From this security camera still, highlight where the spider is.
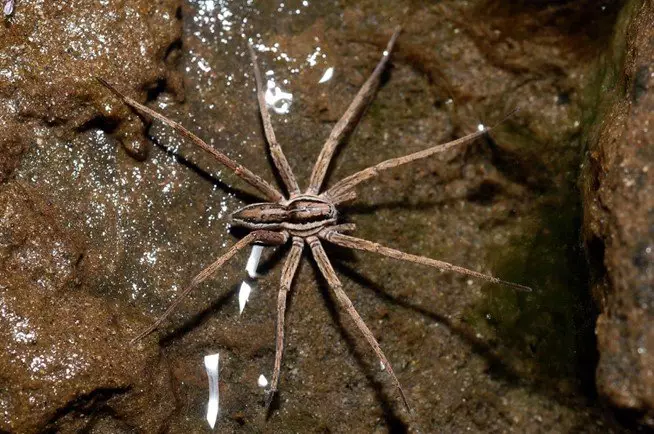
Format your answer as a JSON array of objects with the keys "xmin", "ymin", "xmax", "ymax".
[{"xmin": 97, "ymin": 27, "xmax": 530, "ymax": 412}]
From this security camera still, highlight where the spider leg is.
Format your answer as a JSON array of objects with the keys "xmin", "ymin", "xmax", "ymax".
[
  {"xmin": 319, "ymin": 229, "xmax": 532, "ymax": 292},
  {"xmin": 306, "ymin": 27, "xmax": 401, "ymax": 194},
  {"xmin": 131, "ymin": 230, "xmax": 289, "ymax": 344},
  {"xmin": 327, "ymin": 223, "xmax": 357, "ymax": 233},
  {"xmin": 265, "ymin": 237, "xmax": 304, "ymax": 410},
  {"xmin": 247, "ymin": 44, "xmax": 301, "ymax": 197},
  {"xmin": 322, "ymin": 129, "xmax": 489, "ymax": 204},
  {"xmin": 96, "ymin": 78, "xmax": 284, "ymax": 203},
  {"xmin": 307, "ymin": 236, "xmax": 411, "ymax": 411}
]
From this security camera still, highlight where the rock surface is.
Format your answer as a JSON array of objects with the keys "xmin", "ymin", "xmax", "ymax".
[
  {"xmin": 0, "ymin": 182, "xmax": 176, "ymax": 433},
  {"xmin": 0, "ymin": 0, "xmax": 182, "ymax": 168},
  {"xmin": 0, "ymin": 0, "xmax": 644, "ymax": 432},
  {"xmin": 1, "ymin": 0, "xmax": 182, "ymax": 432},
  {"xmin": 582, "ymin": 0, "xmax": 654, "ymax": 427}
]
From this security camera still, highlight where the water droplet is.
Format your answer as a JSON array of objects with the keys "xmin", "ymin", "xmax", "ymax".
[
  {"xmin": 318, "ymin": 67, "xmax": 334, "ymax": 83},
  {"xmin": 204, "ymin": 353, "xmax": 220, "ymax": 428},
  {"xmin": 245, "ymin": 245, "xmax": 263, "ymax": 279},
  {"xmin": 238, "ymin": 281, "xmax": 251, "ymax": 314}
]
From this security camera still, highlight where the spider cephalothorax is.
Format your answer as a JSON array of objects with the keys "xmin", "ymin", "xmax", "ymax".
[{"xmin": 98, "ymin": 27, "xmax": 530, "ymax": 412}]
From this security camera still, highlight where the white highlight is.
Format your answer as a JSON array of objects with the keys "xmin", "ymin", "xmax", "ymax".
[
  {"xmin": 380, "ymin": 361, "xmax": 386, "ymax": 371},
  {"xmin": 197, "ymin": 58, "xmax": 212, "ymax": 73},
  {"xmin": 3, "ymin": 0, "xmax": 14, "ymax": 16},
  {"xmin": 477, "ymin": 123, "xmax": 486, "ymax": 132},
  {"xmin": 258, "ymin": 374, "xmax": 269, "ymax": 387},
  {"xmin": 245, "ymin": 245, "xmax": 264, "ymax": 278},
  {"xmin": 318, "ymin": 67, "xmax": 334, "ymax": 83},
  {"xmin": 265, "ymin": 79, "xmax": 293, "ymax": 114},
  {"xmin": 238, "ymin": 281, "xmax": 251, "ymax": 315},
  {"xmin": 204, "ymin": 353, "xmax": 220, "ymax": 429}
]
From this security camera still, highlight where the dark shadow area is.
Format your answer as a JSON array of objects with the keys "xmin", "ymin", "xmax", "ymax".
[
  {"xmin": 43, "ymin": 387, "xmax": 131, "ymax": 434},
  {"xmin": 76, "ymin": 114, "xmax": 120, "ymax": 135},
  {"xmin": 148, "ymin": 133, "xmax": 267, "ymax": 205},
  {"xmin": 255, "ymin": 242, "xmax": 291, "ymax": 276},
  {"xmin": 476, "ymin": 194, "xmax": 601, "ymax": 401},
  {"xmin": 474, "ymin": 0, "xmax": 625, "ymax": 55},
  {"xmin": 331, "ymin": 257, "xmax": 523, "ymax": 386},
  {"xmin": 480, "ymin": 131, "xmax": 552, "ymax": 193},
  {"xmin": 330, "ymin": 255, "xmax": 615, "ymax": 422},
  {"xmin": 341, "ymin": 197, "xmax": 459, "ymax": 215},
  {"xmin": 160, "ymin": 284, "xmax": 239, "ymax": 347}
]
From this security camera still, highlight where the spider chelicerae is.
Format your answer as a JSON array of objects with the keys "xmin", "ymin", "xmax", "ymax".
[{"xmin": 98, "ymin": 27, "xmax": 530, "ymax": 411}]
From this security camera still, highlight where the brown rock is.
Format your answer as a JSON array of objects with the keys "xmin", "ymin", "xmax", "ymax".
[
  {"xmin": 0, "ymin": 182, "xmax": 175, "ymax": 432},
  {"xmin": 582, "ymin": 0, "xmax": 654, "ymax": 426},
  {"xmin": 0, "ymin": 0, "xmax": 182, "ymax": 175}
]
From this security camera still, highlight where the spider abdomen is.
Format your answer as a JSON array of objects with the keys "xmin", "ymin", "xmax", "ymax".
[{"xmin": 231, "ymin": 195, "xmax": 337, "ymax": 237}]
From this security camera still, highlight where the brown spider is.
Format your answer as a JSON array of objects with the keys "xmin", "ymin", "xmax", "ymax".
[{"xmin": 97, "ymin": 28, "xmax": 530, "ymax": 412}]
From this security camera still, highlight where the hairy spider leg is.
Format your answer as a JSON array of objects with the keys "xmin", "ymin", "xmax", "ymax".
[
  {"xmin": 265, "ymin": 237, "xmax": 304, "ymax": 410},
  {"xmin": 323, "ymin": 109, "xmax": 521, "ymax": 204},
  {"xmin": 248, "ymin": 43, "xmax": 301, "ymax": 197},
  {"xmin": 320, "ymin": 230, "xmax": 532, "ymax": 292},
  {"xmin": 96, "ymin": 77, "xmax": 284, "ymax": 202},
  {"xmin": 323, "ymin": 128, "xmax": 491, "ymax": 204},
  {"xmin": 307, "ymin": 27, "xmax": 401, "ymax": 194},
  {"xmin": 308, "ymin": 236, "xmax": 411, "ymax": 411},
  {"xmin": 130, "ymin": 230, "xmax": 288, "ymax": 343}
]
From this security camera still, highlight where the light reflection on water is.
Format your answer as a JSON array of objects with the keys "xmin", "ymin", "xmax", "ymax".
[
  {"xmin": 318, "ymin": 66, "xmax": 334, "ymax": 83},
  {"xmin": 3, "ymin": 0, "xmax": 14, "ymax": 16},
  {"xmin": 0, "ymin": 294, "xmax": 37, "ymax": 345},
  {"xmin": 265, "ymin": 76, "xmax": 293, "ymax": 114},
  {"xmin": 16, "ymin": 121, "xmax": 237, "ymax": 308},
  {"xmin": 189, "ymin": 0, "xmax": 334, "ymax": 119}
]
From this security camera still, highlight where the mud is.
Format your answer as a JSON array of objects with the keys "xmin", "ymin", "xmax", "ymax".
[{"xmin": 0, "ymin": 0, "xmax": 642, "ymax": 432}]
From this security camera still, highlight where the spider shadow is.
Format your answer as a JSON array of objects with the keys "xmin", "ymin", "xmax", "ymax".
[
  {"xmin": 341, "ymin": 197, "xmax": 462, "ymax": 216},
  {"xmin": 148, "ymin": 133, "xmax": 267, "ymax": 205},
  {"xmin": 330, "ymin": 256, "xmax": 523, "ymax": 384},
  {"xmin": 158, "ymin": 283, "xmax": 239, "ymax": 348},
  {"xmin": 327, "ymin": 238, "xmax": 614, "ymax": 422},
  {"xmin": 307, "ymin": 253, "xmax": 408, "ymax": 433},
  {"xmin": 158, "ymin": 241, "xmax": 289, "ymax": 347},
  {"xmin": 84, "ymin": 104, "xmax": 265, "ymax": 206}
]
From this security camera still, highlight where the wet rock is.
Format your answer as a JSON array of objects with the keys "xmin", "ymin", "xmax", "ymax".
[
  {"xmin": 1, "ymin": 0, "xmax": 637, "ymax": 432},
  {"xmin": 0, "ymin": 125, "xmax": 28, "ymax": 183},
  {"xmin": 581, "ymin": 0, "xmax": 654, "ymax": 427},
  {"xmin": 0, "ymin": 0, "xmax": 182, "ymax": 173},
  {"xmin": 0, "ymin": 0, "xmax": 184, "ymax": 424},
  {"xmin": 0, "ymin": 182, "xmax": 175, "ymax": 432}
]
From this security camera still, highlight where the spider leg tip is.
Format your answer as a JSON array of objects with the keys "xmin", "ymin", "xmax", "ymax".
[
  {"xmin": 95, "ymin": 76, "xmax": 111, "ymax": 88},
  {"xmin": 263, "ymin": 388, "xmax": 278, "ymax": 416},
  {"xmin": 510, "ymin": 281, "xmax": 533, "ymax": 293}
]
